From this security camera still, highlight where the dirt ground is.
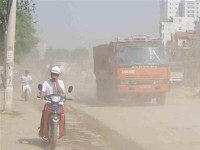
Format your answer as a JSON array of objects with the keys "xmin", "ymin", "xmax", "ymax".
[
  {"xmin": 71, "ymin": 87, "xmax": 200, "ymax": 150},
  {"xmin": 0, "ymin": 87, "xmax": 143, "ymax": 150},
  {"xmin": 1, "ymin": 86, "xmax": 200, "ymax": 150}
]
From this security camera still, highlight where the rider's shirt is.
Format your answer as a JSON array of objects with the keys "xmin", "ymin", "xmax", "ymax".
[
  {"xmin": 21, "ymin": 75, "xmax": 32, "ymax": 86},
  {"xmin": 42, "ymin": 80, "xmax": 65, "ymax": 105},
  {"xmin": 42, "ymin": 80, "xmax": 65, "ymax": 95}
]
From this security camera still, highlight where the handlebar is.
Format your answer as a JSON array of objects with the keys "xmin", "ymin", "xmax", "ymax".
[{"xmin": 37, "ymin": 94, "xmax": 72, "ymax": 101}]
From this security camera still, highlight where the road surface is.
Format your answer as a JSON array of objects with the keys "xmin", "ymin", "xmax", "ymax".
[
  {"xmin": 1, "ymin": 88, "xmax": 200, "ymax": 150},
  {"xmin": 0, "ymin": 90, "xmax": 142, "ymax": 150}
]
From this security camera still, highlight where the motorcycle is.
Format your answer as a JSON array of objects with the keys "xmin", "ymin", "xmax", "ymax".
[
  {"xmin": 38, "ymin": 84, "xmax": 73, "ymax": 150},
  {"xmin": 23, "ymin": 84, "xmax": 31, "ymax": 101}
]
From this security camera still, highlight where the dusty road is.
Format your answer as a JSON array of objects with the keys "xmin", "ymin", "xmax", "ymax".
[
  {"xmin": 1, "ymin": 88, "xmax": 200, "ymax": 150},
  {"xmin": 72, "ymin": 88, "xmax": 200, "ymax": 150},
  {"xmin": 0, "ymin": 89, "xmax": 142, "ymax": 150}
]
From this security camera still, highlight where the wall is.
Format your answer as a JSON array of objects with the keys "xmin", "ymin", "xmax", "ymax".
[{"xmin": 161, "ymin": 17, "xmax": 195, "ymax": 45}]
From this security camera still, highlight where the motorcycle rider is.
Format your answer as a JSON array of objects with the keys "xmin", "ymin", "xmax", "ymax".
[
  {"xmin": 38, "ymin": 66, "xmax": 65, "ymax": 140},
  {"xmin": 21, "ymin": 70, "xmax": 32, "ymax": 97}
]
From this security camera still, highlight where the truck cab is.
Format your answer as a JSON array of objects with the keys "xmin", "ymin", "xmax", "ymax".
[{"xmin": 93, "ymin": 36, "xmax": 170, "ymax": 105}]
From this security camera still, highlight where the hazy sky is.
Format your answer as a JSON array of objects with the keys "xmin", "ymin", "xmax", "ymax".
[{"xmin": 36, "ymin": 0, "xmax": 160, "ymax": 49}]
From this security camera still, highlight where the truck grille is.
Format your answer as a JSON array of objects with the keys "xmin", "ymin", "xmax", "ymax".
[
  {"xmin": 119, "ymin": 80, "xmax": 168, "ymax": 85},
  {"xmin": 124, "ymin": 74, "xmax": 164, "ymax": 79}
]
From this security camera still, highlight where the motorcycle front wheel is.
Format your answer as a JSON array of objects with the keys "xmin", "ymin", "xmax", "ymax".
[{"xmin": 50, "ymin": 123, "xmax": 58, "ymax": 150}]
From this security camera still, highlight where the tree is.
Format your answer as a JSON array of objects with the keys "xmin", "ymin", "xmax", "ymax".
[
  {"xmin": 0, "ymin": 0, "xmax": 38, "ymax": 64},
  {"xmin": 0, "ymin": 0, "xmax": 7, "ymax": 64}
]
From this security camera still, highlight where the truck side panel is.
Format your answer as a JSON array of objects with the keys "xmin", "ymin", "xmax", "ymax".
[
  {"xmin": 93, "ymin": 44, "xmax": 111, "ymax": 80},
  {"xmin": 93, "ymin": 44, "xmax": 113, "ymax": 100}
]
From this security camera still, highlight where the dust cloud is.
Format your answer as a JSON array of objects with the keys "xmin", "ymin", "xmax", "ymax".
[{"xmin": 1, "ymin": 1, "xmax": 200, "ymax": 150}]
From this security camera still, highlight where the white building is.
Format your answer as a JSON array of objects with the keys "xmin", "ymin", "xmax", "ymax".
[
  {"xmin": 182, "ymin": 0, "xmax": 200, "ymax": 20},
  {"xmin": 160, "ymin": 0, "xmax": 182, "ymax": 21},
  {"xmin": 161, "ymin": 0, "xmax": 200, "ymax": 19},
  {"xmin": 160, "ymin": 0, "xmax": 200, "ymax": 45},
  {"xmin": 161, "ymin": 17, "xmax": 195, "ymax": 45}
]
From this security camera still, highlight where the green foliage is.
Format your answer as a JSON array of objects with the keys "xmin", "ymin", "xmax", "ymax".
[
  {"xmin": 0, "ymin": 0, "xmax": 38, "ymax": 64},
  {"xmin": 0, "ymin": 0, "xmax": 6, "ymax": 13},
  {"xmin": 15, "ymin": 0, "xmax": 38, "ymax": 62},
  {"xmin": 0, "ymin": 0, "xmax": 7, "ymax": 64}
]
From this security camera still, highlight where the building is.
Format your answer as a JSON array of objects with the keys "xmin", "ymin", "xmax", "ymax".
[
  {"xmin": 166, "ymin": 30, "xmax": 196, "ymax": 58},
  {"xmin": 161, "ymin": 17, "xmax": 195, "ymax": 45},
  {"xmin": 173, "ymin": 30, "xmax": 196, "ymax": 51},
  {"xmin": 195, "ymin": 20, "xmax": 200, "ymax": 55},
  {"xmin": 160, "ymin": 0, "xmax": 182, "ymax": 21},
  {"xmin": 182, "ymin": 0, "xmax": 200, "ymax": 20},
  {"xmin": 161, "ymin": 0, "xmax": 200, "ymax": 20},
  {"xmin": 160, "ymin": 0, "xmax": 200, "ymax": 45}
]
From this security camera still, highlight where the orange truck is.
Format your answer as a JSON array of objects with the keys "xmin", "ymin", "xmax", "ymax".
[{"xmin": 93, "ymin": 35, "xmax": 170, "ymax": 105}]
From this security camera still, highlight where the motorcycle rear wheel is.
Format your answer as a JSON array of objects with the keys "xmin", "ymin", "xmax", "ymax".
[{"xmin": 24, "ymin": 89, "xmax": 30, "ymax": 101}]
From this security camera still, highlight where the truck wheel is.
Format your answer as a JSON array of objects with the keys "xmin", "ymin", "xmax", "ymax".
[{"xmin": 156, "ymin": 93, "xmax": 166, "ymax": 105}]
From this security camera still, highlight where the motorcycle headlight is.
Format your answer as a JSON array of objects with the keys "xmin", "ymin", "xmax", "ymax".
[{"xmin": 51, "ymin": 96, "xmax": 61, "ymax": 102}]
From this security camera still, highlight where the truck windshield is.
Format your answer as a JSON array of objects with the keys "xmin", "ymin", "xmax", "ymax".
[{"xmin": 118, "ymin": 46, "xmax": 166, "ymax": 66}]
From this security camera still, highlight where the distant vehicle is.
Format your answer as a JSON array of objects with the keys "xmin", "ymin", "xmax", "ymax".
[
  {"xmin": 93, "ymin": 35, "xmax": 170, "ymax": 105},
  {"xmin": 23, "ymin": 84, "xmax": 31, "ymax": 101}
]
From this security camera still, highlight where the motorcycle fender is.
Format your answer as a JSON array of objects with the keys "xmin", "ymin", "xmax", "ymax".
[{"xmin": 51, "ymin": 115, "xmax": 60, "ymax": 123}]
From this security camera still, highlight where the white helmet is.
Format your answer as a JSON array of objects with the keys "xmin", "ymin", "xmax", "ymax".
[{"xmin": 51, "ymin": 66, "xmax": 61, "ymax": 74}]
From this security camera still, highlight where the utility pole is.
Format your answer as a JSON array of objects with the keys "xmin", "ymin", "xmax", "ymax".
[{"xmin": 3, "ymin": 0, "xmax": 17, "ymax": 111}]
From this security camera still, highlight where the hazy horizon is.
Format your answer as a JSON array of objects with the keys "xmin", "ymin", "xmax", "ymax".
[{"xmin": 36, "ymin": 0, "xmax": 160, "ymax": 50}]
